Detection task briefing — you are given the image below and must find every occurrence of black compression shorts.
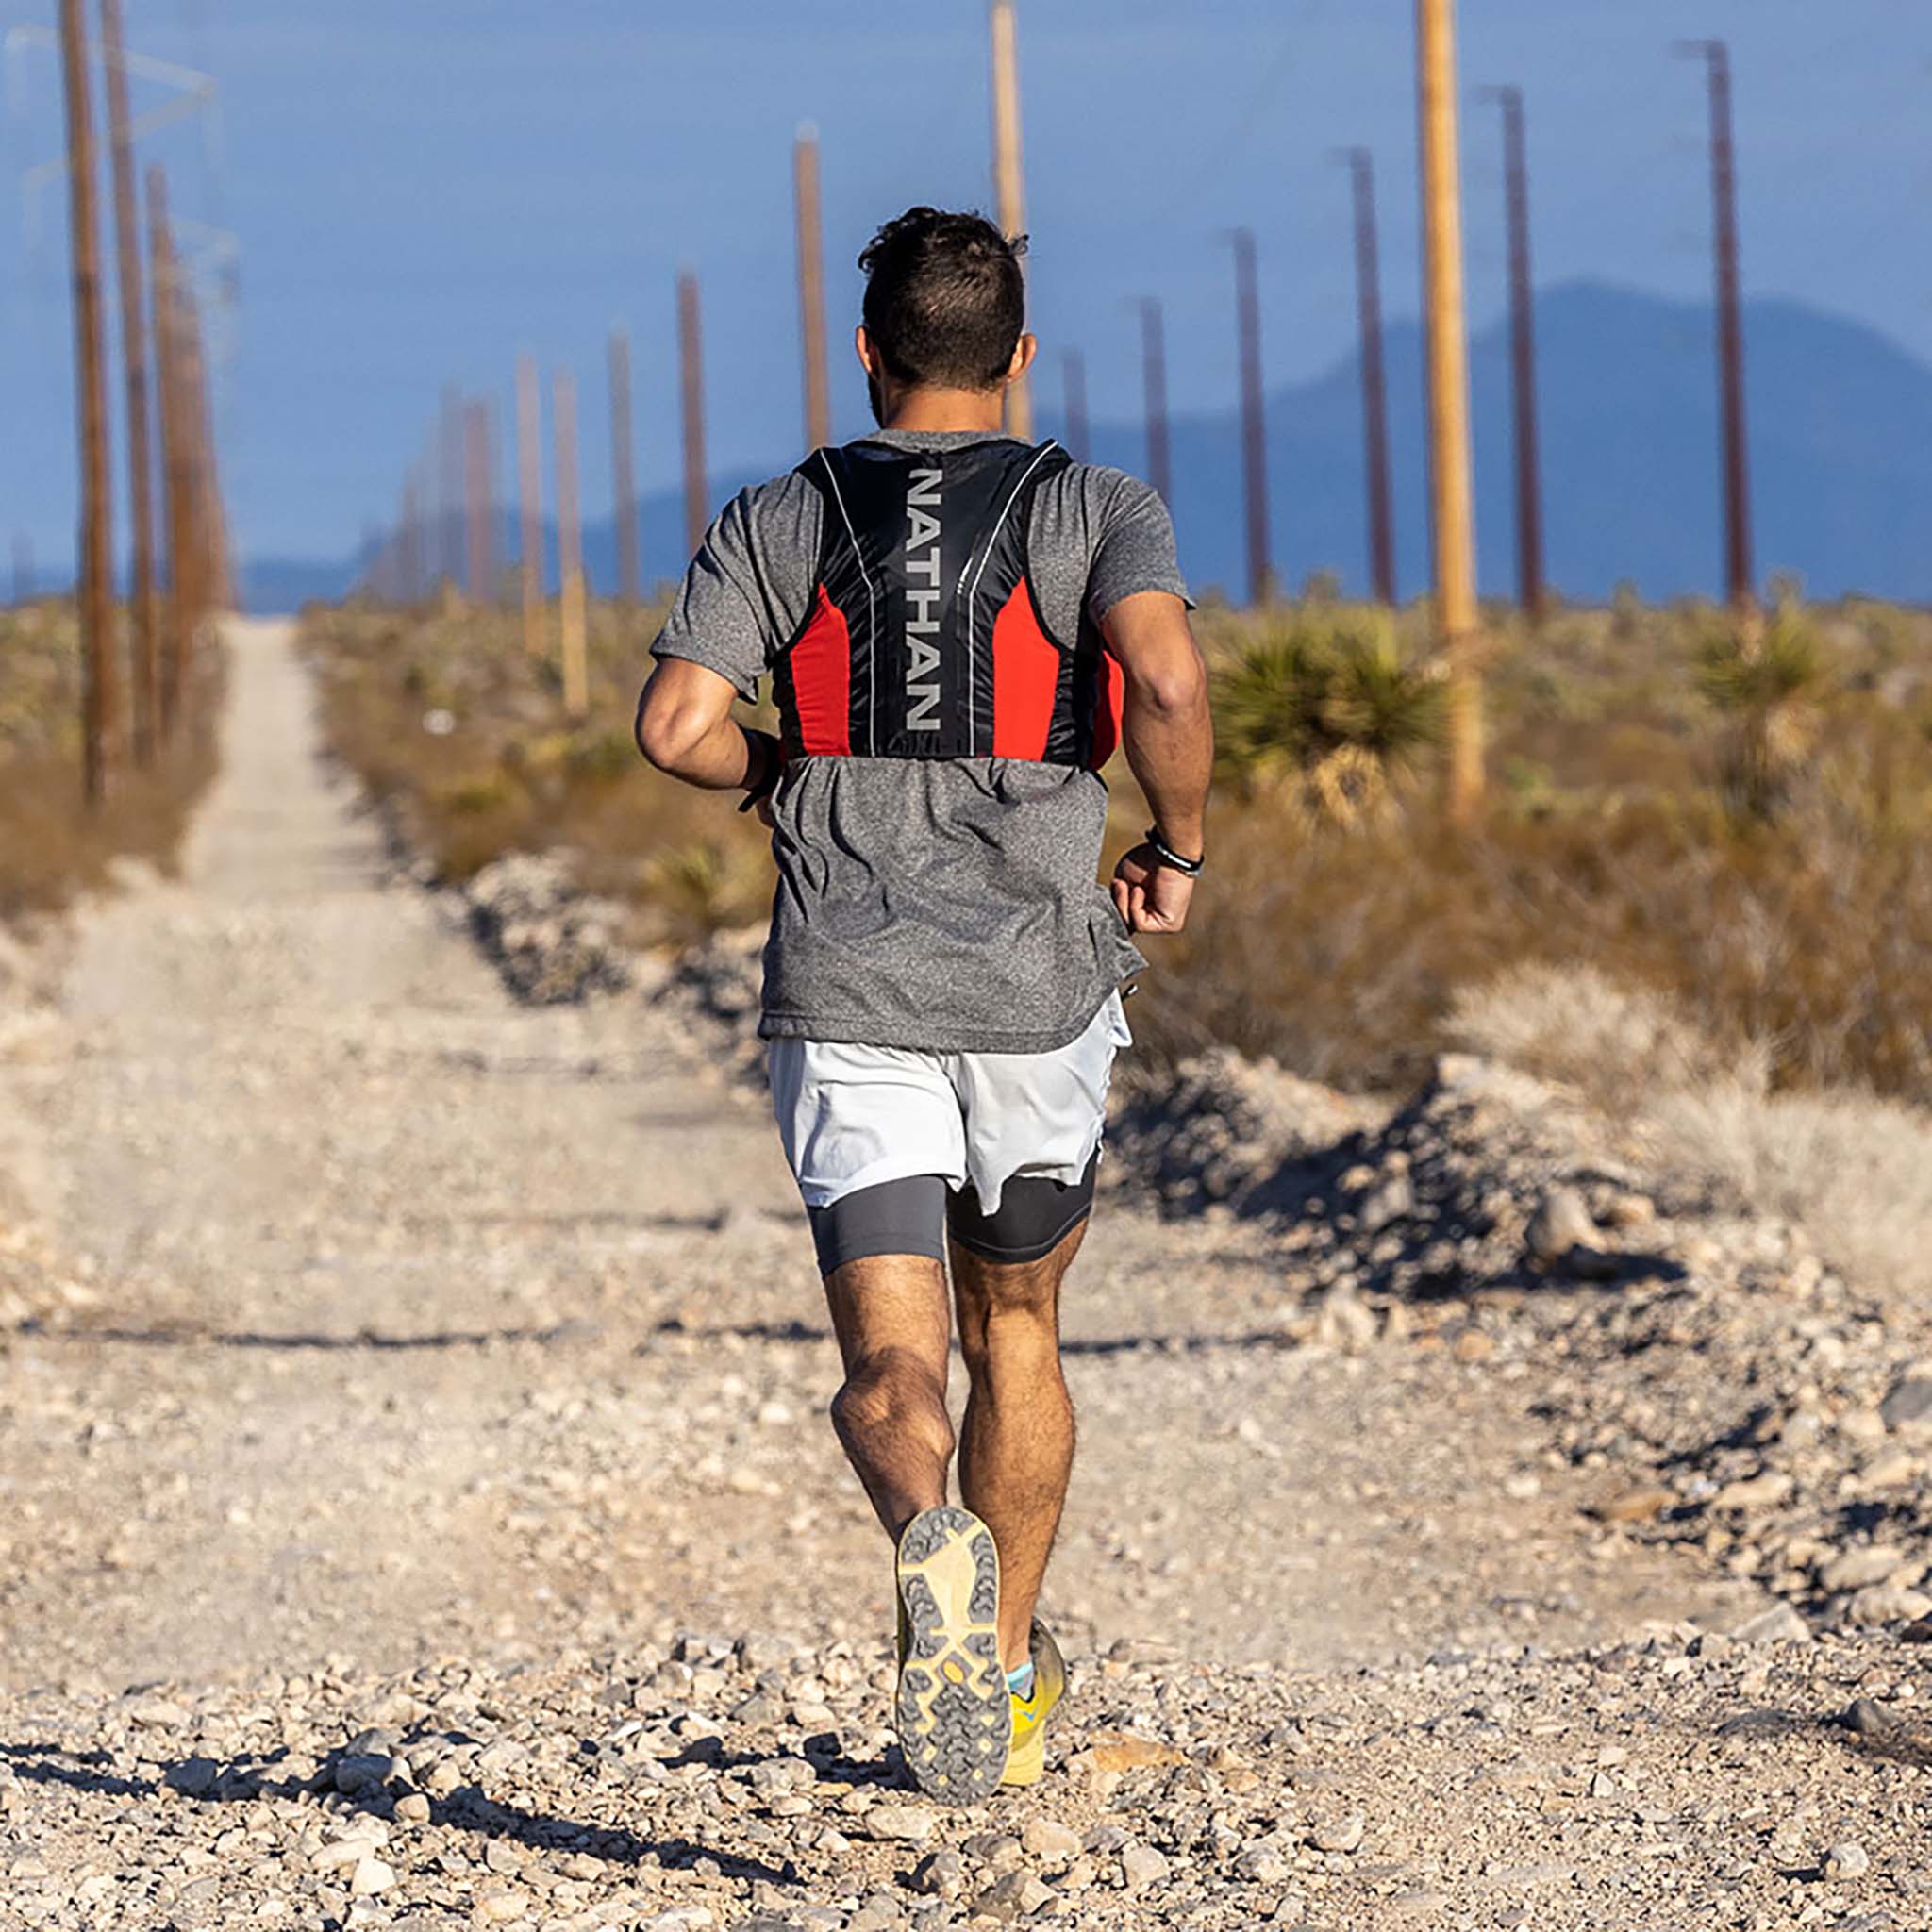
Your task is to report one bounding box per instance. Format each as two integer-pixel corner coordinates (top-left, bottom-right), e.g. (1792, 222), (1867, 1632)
(807, 1153), (1098, 1276)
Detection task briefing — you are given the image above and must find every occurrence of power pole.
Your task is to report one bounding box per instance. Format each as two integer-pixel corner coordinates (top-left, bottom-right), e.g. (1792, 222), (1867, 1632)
(58, 0), (116, 804)
(988, 0), (1032, 438)
(400, 470), (422, 605)
(516, 352), (543, 655)
(1342, 149), (1397, 607)
(147, 163), (190, 738)
(608, 327), (641, 603)
(464, 398), (493, 604)
(1060, 347), (1089, 460)
(1482, 87), (1545, 624)
(1139, 297), (1174, 507)
(1416, 0), (1483, 821)
(1682, 40), (1754, 616)
(677, 269), (708, 558)
(793, 125), (833, 454)
(1231, 227), (1274, 608)
(180, 282), (225, 614)
(99, 0), (159, 766)
(439, 385), (463, 593)
(554, 367), (589, 721)
(12, 534), (33, 605)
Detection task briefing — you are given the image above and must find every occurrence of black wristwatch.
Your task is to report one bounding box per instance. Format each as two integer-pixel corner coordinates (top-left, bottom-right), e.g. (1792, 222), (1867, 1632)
(1144, 826), (1205, 876)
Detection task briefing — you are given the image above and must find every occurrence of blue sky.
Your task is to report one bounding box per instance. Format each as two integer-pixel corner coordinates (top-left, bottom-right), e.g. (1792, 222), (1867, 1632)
(2, 0), (1929, 571)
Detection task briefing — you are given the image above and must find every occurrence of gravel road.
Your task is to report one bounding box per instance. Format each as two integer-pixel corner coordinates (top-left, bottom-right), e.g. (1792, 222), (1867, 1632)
(3, 618), (1928, 1930)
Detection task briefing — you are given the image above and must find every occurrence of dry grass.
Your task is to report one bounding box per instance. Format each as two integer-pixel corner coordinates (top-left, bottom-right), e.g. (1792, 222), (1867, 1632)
(300, 596), (774, 944)
(1126, 595), (1932, 1102)
(0, 602), (223, 923)
(304, 591), (1932, 1108)
(1651, 1082), (1932, 1299)
(1445, 958), (1932, 1300)
(1446, 962), (1767, 1111)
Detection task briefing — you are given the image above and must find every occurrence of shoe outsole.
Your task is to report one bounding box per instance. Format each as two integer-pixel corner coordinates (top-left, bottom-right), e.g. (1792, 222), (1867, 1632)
(894, 1505), (1008, 1807)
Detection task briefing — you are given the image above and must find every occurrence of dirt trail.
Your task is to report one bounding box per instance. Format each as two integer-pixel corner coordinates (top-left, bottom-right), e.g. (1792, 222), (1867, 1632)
(0, 619), (1763, 1698)
(11, 618), (1931, 1932)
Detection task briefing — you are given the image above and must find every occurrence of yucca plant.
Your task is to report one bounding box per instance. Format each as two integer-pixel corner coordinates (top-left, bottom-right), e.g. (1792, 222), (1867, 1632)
(1698, 606), (1830, 822)
(1213, 611), (1446, 824)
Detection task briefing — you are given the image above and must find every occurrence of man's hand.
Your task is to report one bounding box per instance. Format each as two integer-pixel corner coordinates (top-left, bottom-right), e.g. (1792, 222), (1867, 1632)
(1111, 841), (1195, 935)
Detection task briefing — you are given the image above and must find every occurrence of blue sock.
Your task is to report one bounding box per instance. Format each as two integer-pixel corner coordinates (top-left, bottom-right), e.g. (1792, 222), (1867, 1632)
(1006, 1661), (1036, 1700)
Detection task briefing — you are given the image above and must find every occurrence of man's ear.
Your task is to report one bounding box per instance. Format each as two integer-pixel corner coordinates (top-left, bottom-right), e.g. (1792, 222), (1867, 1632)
(856, 325), (880, 377)
(1008, 332), (1039, 382)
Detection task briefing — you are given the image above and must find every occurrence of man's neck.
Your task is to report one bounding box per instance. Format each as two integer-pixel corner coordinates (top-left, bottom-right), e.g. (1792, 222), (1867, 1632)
(879, 386), (1008, 436)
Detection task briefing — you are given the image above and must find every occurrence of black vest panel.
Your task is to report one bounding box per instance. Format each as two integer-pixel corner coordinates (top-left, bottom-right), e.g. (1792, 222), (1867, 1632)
(776, 437), (1112, 763)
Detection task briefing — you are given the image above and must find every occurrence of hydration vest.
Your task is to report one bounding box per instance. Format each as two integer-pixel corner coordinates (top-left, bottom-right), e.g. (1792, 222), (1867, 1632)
(774, 438), (1122, 767)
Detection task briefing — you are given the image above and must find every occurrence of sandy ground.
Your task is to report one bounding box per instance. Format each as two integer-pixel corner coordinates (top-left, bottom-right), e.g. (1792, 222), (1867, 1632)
(6, 619), (1924, 1932)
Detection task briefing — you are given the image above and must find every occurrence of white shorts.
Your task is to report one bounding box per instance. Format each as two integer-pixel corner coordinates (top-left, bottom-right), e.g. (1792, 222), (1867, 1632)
(766, 992), (1132, 1217)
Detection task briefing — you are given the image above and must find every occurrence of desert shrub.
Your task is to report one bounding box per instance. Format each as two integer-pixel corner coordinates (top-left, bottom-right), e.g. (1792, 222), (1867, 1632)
(1697, 606), (1832, 822)
(0, 601), (223, 920)
(1446, 961), (1766, 1111)
(1211, 610), (1446, 824)
(301, 599), (774, 941)
(1651, 1081), (1932, 1299)
(643, 840), (772, 946)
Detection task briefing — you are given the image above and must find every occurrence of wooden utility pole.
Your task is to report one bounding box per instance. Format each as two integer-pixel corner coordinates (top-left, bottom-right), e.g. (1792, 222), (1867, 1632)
(1684, 40), (1754, 615)
(147, 164), (190, 737)
(99, 0), (159, 766)
(58, 0), (116, 804)
(793, 126), (833, 455)
(179, 284), (225, 614)
(554, 368), (589, 721)
(608, 328), (641, 603)
(677, 269), (708, 557)
(1343, 150), (1397, 607)
(1482, 87), (1545, 623)
(1139, 297), (1173, 507)
(400, 471), (422, 605)
(1231, 228), (1274, 607)
(464, 398), (493, 604)
(1059, 348), (1089, 460)
(988, 0), (1032, 438)
(516, 352), (543, 655)
(1416, 0), (1483, 821)
(439, 385), (463, 592)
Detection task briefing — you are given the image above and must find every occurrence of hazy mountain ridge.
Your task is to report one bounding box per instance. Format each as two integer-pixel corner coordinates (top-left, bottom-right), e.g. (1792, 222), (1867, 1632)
(248, 281), (1932, 612)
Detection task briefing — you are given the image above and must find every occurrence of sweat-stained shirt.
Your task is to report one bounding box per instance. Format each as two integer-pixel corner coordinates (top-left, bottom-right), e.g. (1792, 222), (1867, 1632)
(649, 428), (1190, 1055)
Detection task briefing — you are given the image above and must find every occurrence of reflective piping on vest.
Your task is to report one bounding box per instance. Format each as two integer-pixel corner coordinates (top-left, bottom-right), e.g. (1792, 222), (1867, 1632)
(815, 449), (878, 755)
(961, 440), (1058, 754)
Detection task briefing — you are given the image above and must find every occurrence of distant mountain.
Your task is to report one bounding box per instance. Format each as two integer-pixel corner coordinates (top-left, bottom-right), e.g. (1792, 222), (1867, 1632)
(250, 281), (1932, 612)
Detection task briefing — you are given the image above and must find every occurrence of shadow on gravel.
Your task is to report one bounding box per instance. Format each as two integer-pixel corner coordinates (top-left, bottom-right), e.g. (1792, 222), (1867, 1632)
(1, 1742), (801, 1889)
(42, 1322), (595, 1352)
(1, 1741), (155, 1798)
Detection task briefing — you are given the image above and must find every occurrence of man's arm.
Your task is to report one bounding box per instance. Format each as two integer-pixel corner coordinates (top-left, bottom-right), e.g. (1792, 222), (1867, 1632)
(1101, 590), (1213, 935)
(634, 658), (779, 803)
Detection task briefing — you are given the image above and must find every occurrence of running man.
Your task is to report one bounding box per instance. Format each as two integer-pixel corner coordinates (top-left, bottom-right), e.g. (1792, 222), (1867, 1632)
(635, 208), (1212, 1803)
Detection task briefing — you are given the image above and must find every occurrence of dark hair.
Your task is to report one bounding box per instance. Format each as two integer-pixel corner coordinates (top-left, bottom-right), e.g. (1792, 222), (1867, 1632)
(858, 207), (1027, 391)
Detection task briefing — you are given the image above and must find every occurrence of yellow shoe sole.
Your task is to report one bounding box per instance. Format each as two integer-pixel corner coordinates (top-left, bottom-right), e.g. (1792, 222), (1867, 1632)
(894, 1506), (1008, 1807)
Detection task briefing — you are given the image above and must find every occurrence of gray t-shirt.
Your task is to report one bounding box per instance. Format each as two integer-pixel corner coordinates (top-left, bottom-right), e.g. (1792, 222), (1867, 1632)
(650, 429), (1189, 1054)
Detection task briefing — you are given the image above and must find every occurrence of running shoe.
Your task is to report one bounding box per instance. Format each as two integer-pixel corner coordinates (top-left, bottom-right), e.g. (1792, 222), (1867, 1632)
(1000, 1620), (1067, 1788)
(893, 1505), (1008, 1805)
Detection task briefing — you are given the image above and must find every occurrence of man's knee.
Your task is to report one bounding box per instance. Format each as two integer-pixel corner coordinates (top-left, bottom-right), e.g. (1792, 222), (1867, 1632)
(956, 1257), (1064, 1380)
(830, 1348), (955, 1461)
